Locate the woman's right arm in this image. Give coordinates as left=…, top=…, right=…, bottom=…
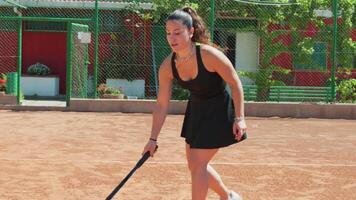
left=143, top=56, right=173, bottom=156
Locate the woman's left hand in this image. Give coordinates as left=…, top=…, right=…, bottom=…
left=233, top=119, right=247, bottom=141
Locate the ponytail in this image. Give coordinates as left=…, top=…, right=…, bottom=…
left=181, top=7, right=210, bottom=44
left=166, top=7, right=211, bottom=44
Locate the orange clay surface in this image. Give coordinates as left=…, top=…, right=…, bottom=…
left=0, top=110, right=356, bottom=200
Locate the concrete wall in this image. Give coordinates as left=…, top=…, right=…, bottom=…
left=245, top=102, right=356, bottom=119
left=69, top=99, right=187, bottom=114
left=1, top=98, right=355, bottom=119
left=0, top=95, right=17, bottom=105
left=69, top=99, right=356, bottom=120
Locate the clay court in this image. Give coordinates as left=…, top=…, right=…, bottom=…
left=0, top=110, right=355, bottom=200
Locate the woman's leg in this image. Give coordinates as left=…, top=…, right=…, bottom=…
left=207, top=165, right=230, bottom=199
left=186, top=144, right=229, bottom=200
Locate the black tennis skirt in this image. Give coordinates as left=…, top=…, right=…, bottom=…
left=181, top=91, right=247, bottom=149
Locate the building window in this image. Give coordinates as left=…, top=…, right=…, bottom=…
left=24, top=21, right=67, bottom=32
left=294, top=42, right=327, bottom=71
left=311, top=42, right=327, bottom=69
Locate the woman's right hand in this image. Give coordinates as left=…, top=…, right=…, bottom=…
left=142, top=139, right=158, bottom=157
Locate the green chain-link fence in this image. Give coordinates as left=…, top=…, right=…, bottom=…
left=96, top=0, right=355, bottom=102
left=0, top=0, right=355, bottom=104
left=214, top=0, right=338, bottom=102
left=0, top=0, right=96, bottom=104
left=68, top=23, right=90, bottom=99
left=0, top=6, right=19, bottom=97
left=97, top=2, right=154, bottom=99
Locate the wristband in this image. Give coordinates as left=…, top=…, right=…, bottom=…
left=149, top=138, right=157, bottom=142
left=234, top=116, right=245, bottom=123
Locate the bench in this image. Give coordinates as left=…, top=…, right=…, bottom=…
left=243, top=85, right=332, bottom=102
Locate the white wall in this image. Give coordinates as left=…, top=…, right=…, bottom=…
left=106, top=79, right=145, bottom=98
left=235, top=32, right=259, bottom=85
left=21, top=76, right=59, bottom=96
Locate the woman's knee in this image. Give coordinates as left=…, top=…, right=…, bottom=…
left=187, top=158, right=207, bottom=172
left=189, top=153, right=210, bottom=172
left=189, top=159, right=208, bottom=173
left=187, top=148, right=218, bottom=172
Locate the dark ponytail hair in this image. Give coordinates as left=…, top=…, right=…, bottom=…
left=166, top=7, right=211, bottom=44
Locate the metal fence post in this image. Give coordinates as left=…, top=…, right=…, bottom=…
left=209, top=0, right=215, bottom=42
left=66, top=23, right=73, bottom=106
left=93, top=0, right=99, bottom=99
left=17, top=15, right=22, bottom=104
left=331, top=0, right=338, bottom=102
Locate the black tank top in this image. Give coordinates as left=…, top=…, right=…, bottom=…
left=171, top=45, right=226, bottom=101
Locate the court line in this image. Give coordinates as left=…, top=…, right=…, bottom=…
left=0, top=158, right=356, bottom=167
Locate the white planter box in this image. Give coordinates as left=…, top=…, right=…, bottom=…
left=21, top=76, right=59, bottom=96
left=106, top=79, right=145, bottom=98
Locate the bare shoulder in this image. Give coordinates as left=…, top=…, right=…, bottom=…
left=159, top=53, right=174, bottom=80
left=199, top=44, right=224, bottom=58
left=199, top=44, right=231, bottom=71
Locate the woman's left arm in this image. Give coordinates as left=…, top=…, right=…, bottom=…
left=201, top=45, right=247, bottom=140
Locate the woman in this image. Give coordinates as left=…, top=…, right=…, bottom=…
left=142, top=7, right=247, bottom=200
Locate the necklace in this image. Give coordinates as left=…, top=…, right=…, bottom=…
left=175, top=46, right=195, bottom=64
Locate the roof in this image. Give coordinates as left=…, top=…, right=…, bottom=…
left=0, top=0, right=153, bottom=10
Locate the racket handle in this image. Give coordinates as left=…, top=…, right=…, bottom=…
left=136, top=145, right=158, bottom=168
left=238, top=132, right=247, bottom=142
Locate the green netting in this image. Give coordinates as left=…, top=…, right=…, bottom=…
left=95, top=0, right=354, bottom=102
left=70, top=23, right=90, bottom=98
left=0, top=16, right=18, bottom=97
left=5, top=72, right=18, bottom=95
left=213, top=0, right=354, bottom=102
left=0, top=0, right=355, bottom=103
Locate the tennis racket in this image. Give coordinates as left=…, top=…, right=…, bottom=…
left=105, top=146, right=158, bottom=200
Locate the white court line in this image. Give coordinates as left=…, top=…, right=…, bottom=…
left=150, top=161, right=356, bottom=167
left=0, top=158, right=356, bottom=167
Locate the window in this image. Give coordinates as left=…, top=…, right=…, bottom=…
left=312, top=42, right=327, bottom=69
left=24, top=21, right=67, bottom=32
left=294, top=42, right=327, bottom=71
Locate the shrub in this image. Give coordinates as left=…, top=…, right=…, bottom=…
left=27, top=62, right=51, bottom=76
left=97, top=83, right=123, bottom=97
left=337, top=79, right=356, bottom=103
left=0, top=73, right=6, bottom=92
left=0, top=73, right=7, bottom=80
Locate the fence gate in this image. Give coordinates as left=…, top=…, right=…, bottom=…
left=66, top=23, right=90, bottom=105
